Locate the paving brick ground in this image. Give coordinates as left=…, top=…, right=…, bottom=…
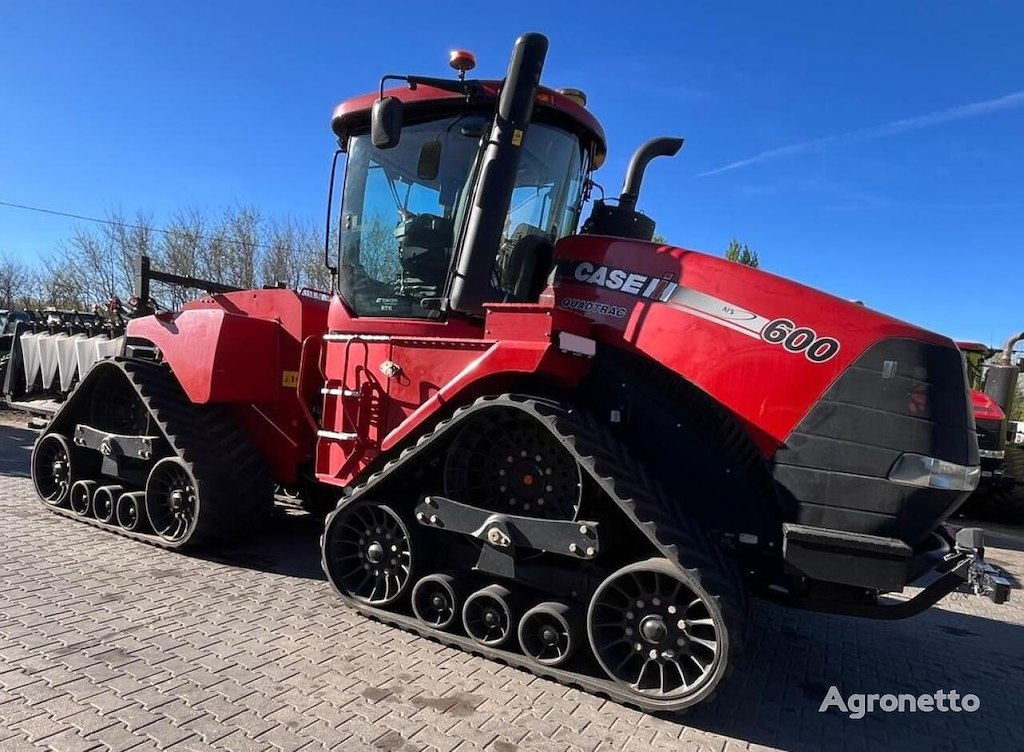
left=1, top=418, right=1023, bottom=751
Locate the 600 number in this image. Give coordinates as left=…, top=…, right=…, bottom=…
left=761, top=318, right=840, bottom=363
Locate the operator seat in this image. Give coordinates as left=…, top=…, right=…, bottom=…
left=497, top=223, right=555, bottom=301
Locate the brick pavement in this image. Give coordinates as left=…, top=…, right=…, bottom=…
left=1, top=420, right=1023, bottom=751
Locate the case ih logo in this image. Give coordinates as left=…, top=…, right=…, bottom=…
left=564, top=261, right=677, bottom=300
left=560, top=260, right=841, bottom=363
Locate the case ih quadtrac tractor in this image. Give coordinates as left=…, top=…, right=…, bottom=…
left=30, top=34, right=1008, bottom=711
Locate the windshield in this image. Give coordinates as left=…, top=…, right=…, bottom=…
left=493, top=124, right=587, bottom=299
left=338, top=114, right=486, bottom=318
left=337, top=115, right=588, bottom=317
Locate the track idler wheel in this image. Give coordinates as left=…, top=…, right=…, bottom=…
left=518, top=602, right=577, bottom=667
left=69, top=480, right=97, bottom=517
left=93, top=485, right=123, bottom=524
left=117, top=492, right=147, bottom=531
left=32, top=434, right=74, bottom=506
left=412, top=573, right=464, bottom=629
left=462, top=584, right=515, bottom=647
left=145, top=457, right=201, bottom=545
left=323, top=501, right=414, bottom=605
left=588, top=558, right=729, bottom=705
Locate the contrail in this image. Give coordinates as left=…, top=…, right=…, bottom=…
left=699, top=91, right=1024, bottom=177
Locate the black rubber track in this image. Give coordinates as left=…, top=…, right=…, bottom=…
left=321, top=394, right=747, bottom=713
left=969, top=445, right=1024, bottom=524
left=31, top=357, right=274, bottom=549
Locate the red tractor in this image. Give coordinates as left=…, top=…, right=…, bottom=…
left=959, top=335, right=1024, bottom=521
left=30, top=34, right=1008, bottom=711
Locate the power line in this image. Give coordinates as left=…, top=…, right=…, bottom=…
left=0, top=199, right=323, bottom=258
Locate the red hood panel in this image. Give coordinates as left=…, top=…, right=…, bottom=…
left=551, top=235, right=957, bottom=453
left=970, top=389, right=1005, bottom=421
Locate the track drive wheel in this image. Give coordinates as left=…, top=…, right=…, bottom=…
left=323, top=500, right=414, bottom=605
left=588, top=558, right=732, bottom=708
left=444, top=409, right=582, bottom=520
left=32, top=434, right=74, bottom=506
left=145, top=457, right=201, bottom=545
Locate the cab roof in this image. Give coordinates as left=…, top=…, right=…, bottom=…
left=331, top=81, right=607, bottom=168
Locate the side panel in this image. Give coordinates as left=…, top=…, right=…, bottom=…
left=127, top=290, right=330, bottom=484
left=315, top=299, right=591, bottom=486
left=128, top=309, right=280, bottom=403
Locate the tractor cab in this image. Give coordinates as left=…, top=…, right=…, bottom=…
left=328, top=38, right=606, bottom=321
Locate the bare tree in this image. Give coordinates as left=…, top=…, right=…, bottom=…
left=260, top=217, right=303, bottom=289
left=38, top=250, right=88, bottom=309
left=301, top=220, right=336, bottom=294
left=22, top=204, right=340, bottom=311
left=223, top=205, right=261, bottom=289
left=46, top=210, right=155, bottom=307
left=0, top=251, right=32, bottom=309
left=155, top=207, right=208, bottom=309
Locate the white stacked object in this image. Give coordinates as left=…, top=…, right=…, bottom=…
left=18, top=331, right=124, bottom=393
left=37, top=333, right=60, bottom=391
left=19, top=332, right=42, bottom=389
left=56, top=333, right=87, bottom=392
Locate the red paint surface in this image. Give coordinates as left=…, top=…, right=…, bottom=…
left=971, top=389, right=1005, bottom=421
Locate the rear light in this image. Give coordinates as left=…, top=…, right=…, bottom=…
left=978, top=449, right=1005, bottom=460
left=888, top=454, right=981, bottom=492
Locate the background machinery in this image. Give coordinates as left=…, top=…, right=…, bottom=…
left=959, top=335, right=1024, bottom=521
left=30, top=33, right=1007, bottom=712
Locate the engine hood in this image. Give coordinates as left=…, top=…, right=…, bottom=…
left=550, top=235, right=958, bottom=453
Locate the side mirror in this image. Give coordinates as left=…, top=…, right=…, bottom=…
left=371, top=97, right=403, bottom=149
left=417, top=141, right=442, bottom=181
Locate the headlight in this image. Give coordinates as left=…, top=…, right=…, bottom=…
left=978, top=449, right=1005, bottom=460
left=888, top=453, right=981, bottom=492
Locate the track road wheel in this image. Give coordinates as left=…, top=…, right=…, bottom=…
left=323, top=501, right=414, bottom=605
left=117, top=492, right=147, bottom=532
left=588, top=558, right=731, bottom=707
left=518, top=602, right=576, bottom=667
left=146, top=457, right=200, bottom=545
left=93, top=485, right=122, bottom=524
left=463, top=585, right=515, bottom=647
left=69, top=480, right=96, bottom=517
left=412, top=573, right=460, bottom=629
left=32, top=434, right=74, bottom=506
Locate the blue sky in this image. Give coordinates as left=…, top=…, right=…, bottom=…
left=1, top=2, right=1021, bottom=344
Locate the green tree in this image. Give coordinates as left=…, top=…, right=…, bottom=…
left=651, top=233, right=668, bottom=245
left=725, top=238, right=759, bottom=268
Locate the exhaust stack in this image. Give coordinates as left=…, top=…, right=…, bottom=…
left=983, top=331, right=1023, bottom=418
left=582, top=137, right=683, bottom=241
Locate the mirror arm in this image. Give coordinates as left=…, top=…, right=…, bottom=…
left=323, top=149, right=342, bottom=289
